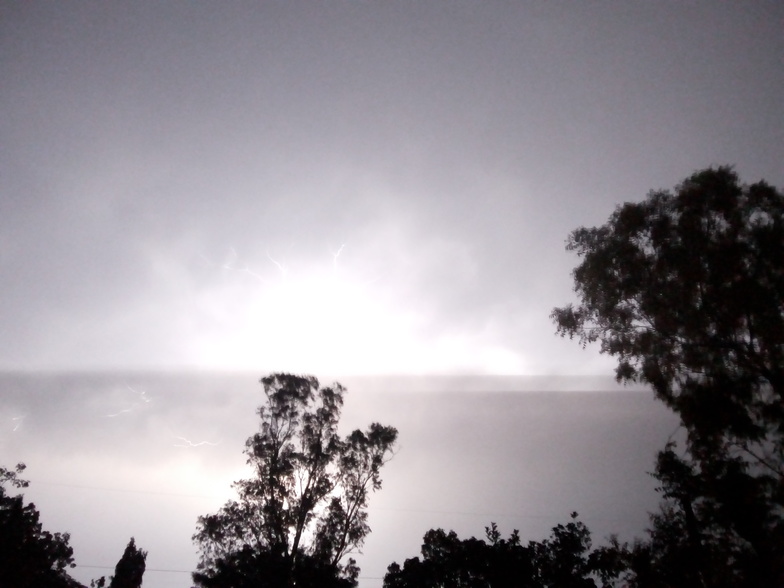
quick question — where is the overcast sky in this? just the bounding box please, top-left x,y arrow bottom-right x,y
1,2 -> 782,587
3,373 -> 678,588
3,1 -> 781,375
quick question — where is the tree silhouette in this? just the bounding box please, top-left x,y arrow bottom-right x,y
193,373 -> 398,588
109,537 -> 147,588
0,463 -> 82,588
91,537 -> 147,588
552,167 -> 784,586
384,514 -> 619,588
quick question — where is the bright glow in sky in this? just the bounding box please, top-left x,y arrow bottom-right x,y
1,2 -> 782,587
189,254 -> 425,373
2,2 -> 780,377
172,245 -> 529,374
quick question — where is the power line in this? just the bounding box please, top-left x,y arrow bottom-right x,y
74,564 -> 384,581
28,479 -> 221,500
27,478 -> 637,524
76,565 -> 190,574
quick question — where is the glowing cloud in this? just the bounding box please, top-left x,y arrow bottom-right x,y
176,243 -> 529,375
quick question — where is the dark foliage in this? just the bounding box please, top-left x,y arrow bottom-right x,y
108,537 -> 147,588
193,373 -> 397,588
602,441 -> 784,588
384,514 -> 620,588
552,167 -> 783,448
192,546 -> 356,588
552,167 -> 784,586
0,463 -> 83,588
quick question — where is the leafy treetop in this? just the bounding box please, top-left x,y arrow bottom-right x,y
193,373 -> 398,588
552,167 -> 784,586
552,166 -> 783,465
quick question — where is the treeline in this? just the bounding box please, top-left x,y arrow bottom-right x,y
2,167 -> 781,587
0,463 -> 146,588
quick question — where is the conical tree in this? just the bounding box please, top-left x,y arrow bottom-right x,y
108,537 -> 147,588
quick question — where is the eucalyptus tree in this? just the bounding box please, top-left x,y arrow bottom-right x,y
193,373 -> 398,588
552,167 -> 784,586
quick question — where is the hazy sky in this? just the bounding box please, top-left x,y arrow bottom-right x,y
1,2 -> 782,587
3,373 -> 678,588
3,1 -> 781,375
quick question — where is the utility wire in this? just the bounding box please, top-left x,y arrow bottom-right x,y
74,564 -> 384,580
27,478 -> 638,524
76,565 -> 189,573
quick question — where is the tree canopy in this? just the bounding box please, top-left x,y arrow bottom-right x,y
552,166 -> 783,456
109,537 -> 147,588
90,537 -> 147,588
383,514 -> 621,588
552,167 -> 784,586
192,373 -> 398,588
0,463 -> 82,588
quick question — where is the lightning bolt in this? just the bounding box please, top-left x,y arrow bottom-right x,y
331,243 -> 346,274
171,432 -> 221,448
105,407 -> 133,418
10,415 -> 25,432
127,385 -> 151,404
200,248 -> 268,282
224,247 -> 267,282
266,250 -> 287,277
105,385 -> 153,417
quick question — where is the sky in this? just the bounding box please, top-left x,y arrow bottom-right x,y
1,1 -> 782,587
2,372 -> 678,588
